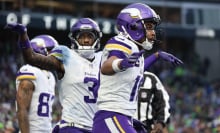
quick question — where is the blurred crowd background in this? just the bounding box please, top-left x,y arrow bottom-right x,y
0,0 -> 220,133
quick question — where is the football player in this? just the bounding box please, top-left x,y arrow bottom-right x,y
92,3 -> 181,133
16,35 -> 57,133
7,18 -> 102,133
6,17 -> 182,133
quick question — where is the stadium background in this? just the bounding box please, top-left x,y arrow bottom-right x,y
0,0 -> 220,132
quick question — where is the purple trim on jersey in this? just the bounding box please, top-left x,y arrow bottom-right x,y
92,110 -> 136,133
144,54 -> 157,71
108,50 -> 127,59
107,37 -> 132,50
16,71 -> 34,77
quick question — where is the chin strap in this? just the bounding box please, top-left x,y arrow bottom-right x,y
121,26 -> 153,50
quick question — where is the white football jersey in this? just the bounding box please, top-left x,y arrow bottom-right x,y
49,45 -> 102,129
97,35 -> 145,117
16,64 -> 56,133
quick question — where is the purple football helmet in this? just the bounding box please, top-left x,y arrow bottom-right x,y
30,35 -> 58,55
69,18 -> 102,59
116,3 -> 160,50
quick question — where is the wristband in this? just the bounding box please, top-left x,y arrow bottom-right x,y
112,59 -> 123,72
19,40 -> 31,49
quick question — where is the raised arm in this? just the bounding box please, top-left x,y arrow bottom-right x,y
4,23 -> 62,72
144,50 -> 183,71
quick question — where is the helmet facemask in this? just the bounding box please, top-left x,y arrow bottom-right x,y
136,19 -> 158,50
120,20 -> 154,50
116,3 -> 161,50
69,30 -> 101,60
69,18 -> 102,60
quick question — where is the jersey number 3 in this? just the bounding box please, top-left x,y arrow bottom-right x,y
84,77 -> 99,103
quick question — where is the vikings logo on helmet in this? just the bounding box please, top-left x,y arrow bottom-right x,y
30,35 -> 58,55
116,3 -> 160,50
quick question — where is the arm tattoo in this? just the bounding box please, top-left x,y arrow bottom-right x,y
17,80 -> 33,133
22,48 -> 61,71
17,80 -> 34,110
